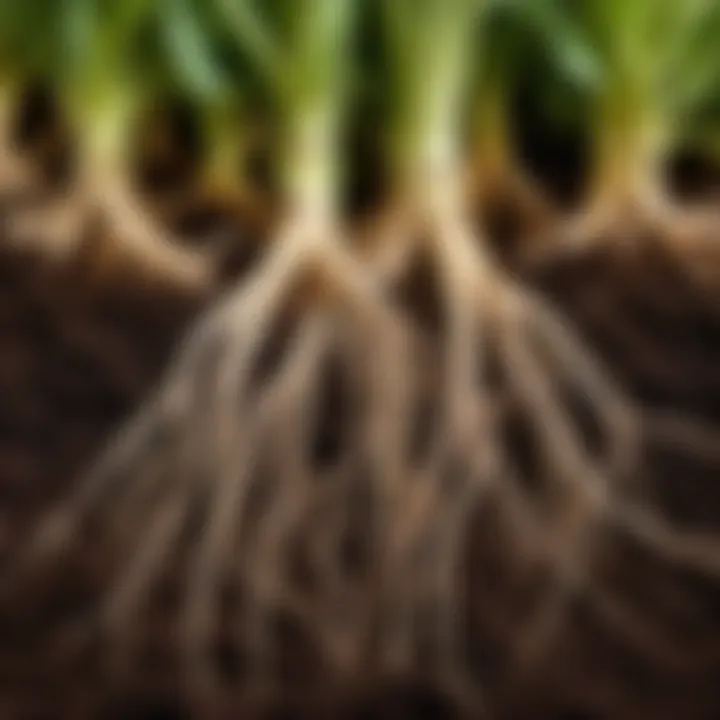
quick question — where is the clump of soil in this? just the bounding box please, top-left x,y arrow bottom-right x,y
520,231 -> 720,422
483,231 -> 720,720
4,122 -> 720,718
4,220 -> 720,719
0,240 -> 207,547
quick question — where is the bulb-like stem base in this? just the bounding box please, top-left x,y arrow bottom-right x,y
200,107 -> 252,208
585,97 -> 670,219
282,106 -> 340,228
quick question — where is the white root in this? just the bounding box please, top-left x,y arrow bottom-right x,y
98,178 -> 215,287
524,183 -> 720,282
7,197 -> 85,260
235,322 -> 329,681
496,310 -> 611,659
2,197 -> 423,703
174,226 -> 414,696
182,315 -> 329,698
364,164 -> 661,694
100,484 -> 195,675
0,393 -> 168,593
7,151 -> 720,716
7,174 -> 214,288
0,144 -> 37,199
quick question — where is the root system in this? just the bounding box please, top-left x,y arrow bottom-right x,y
8,173 -> 215,289
5,167 -> 714,720
3,196 -> 720,718
3,1 -> 720,716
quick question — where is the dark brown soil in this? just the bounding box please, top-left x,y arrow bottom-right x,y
6,82 -> 720,715
2,218 -> 720,718
500,230 -> 720,719
0,242 -> 207,544
521,231 -> 720,422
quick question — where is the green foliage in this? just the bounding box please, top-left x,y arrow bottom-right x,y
0,0 -> 61,79
2,0 -> 720,184
56,0 -> 159,91
377,0 -> 483,154
526,0 -> 720,133
212,0 -> 356,114
159,0 -> 234,104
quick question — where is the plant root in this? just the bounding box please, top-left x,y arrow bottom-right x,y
370,182 -> 720,712
0,216 -> 432,711
151,183 -> 273,287
6,184 -> 720,717
359,185 -> 644,689
0,146 -> 38,196
0,148 -> 47,234
7,178 -> 215,289
525,192 -> 720,272
499,410 -> 720,719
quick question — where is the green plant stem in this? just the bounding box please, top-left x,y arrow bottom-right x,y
389,54 -> 466,192
386,8 -> 478,207
587,91 -> 670,212
66,84 -> 142,192
275,0 -> 355,223
201,105 -> 248,202
59,82 -> 212,284
0,76 -> 21,146
472,76 -> 516,187
282,102 -> 340,220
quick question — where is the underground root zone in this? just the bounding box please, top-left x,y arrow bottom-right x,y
2,143 -> 720,720
3,181 -> 720,720
3,1 -> 720,718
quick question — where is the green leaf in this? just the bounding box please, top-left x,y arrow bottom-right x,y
161,0 -> 232,103
514,0 -> 603,91
61,0 -> 97,76
214,0 -> 279,88
664,1 -> 720,114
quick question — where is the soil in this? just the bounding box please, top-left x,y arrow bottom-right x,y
520,229 -> 720,423
496,230 -> 720,720
1,221 -> 719,718
2,122 -> 720,715
0,241 -> 208,545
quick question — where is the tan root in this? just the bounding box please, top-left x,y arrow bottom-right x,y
5,158 -> 720,718
0,144 -> 37,200
367,167 -> 720,703
7,170 -> 214,288
0,211 -> 432,709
